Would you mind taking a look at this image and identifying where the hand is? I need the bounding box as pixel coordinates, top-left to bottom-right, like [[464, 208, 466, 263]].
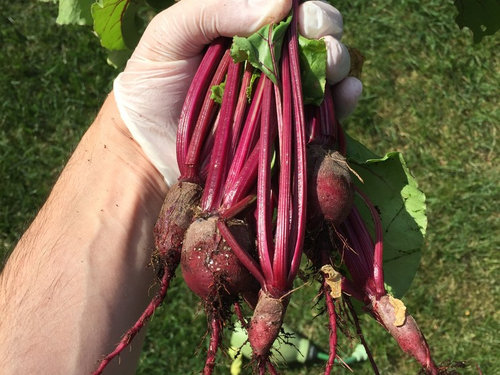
[[114, 0, 362, 186]]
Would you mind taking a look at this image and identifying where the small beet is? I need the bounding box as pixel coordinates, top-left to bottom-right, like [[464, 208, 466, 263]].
[[154, 181, 202, 273], [370, 295, 439, 375], [307, 146, 354, 227], [247, 290, 289, 358]]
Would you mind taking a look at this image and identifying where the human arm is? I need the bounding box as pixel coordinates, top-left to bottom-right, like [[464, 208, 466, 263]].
[[0, 94, 166, 374]]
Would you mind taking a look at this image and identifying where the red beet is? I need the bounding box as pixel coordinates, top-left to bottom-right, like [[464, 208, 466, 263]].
[[247, 290, 289, 358], [307, 146, 354, 227], [369, 295, 439, 375], [154, 181, 203, 272], [181, 216, 258, 301]]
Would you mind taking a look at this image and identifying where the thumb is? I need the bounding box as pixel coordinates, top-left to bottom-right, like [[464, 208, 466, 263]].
[[136, 0, 292, 61]]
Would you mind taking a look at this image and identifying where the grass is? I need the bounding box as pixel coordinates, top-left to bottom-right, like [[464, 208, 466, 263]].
[[1, 0, 498, 374]]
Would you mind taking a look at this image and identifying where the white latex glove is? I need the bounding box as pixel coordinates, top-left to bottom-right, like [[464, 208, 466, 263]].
[[114, 0, 362, 185]]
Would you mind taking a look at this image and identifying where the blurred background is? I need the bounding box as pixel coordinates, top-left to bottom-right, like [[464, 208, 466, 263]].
[[1, 0, 498, 374]]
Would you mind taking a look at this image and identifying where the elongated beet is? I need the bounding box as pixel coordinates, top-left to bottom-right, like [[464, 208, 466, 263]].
[[247, 291, 289, 358], [369, 295, 439, 375], [307, 146, 354, 227]]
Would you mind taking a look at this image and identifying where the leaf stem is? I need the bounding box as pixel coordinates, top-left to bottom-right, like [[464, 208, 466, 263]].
[[182, 49, 231, 182], [256, 76, 275, 281], [201, 60, 242, 212], [287, 0, 307, 285], [177, 38, 229, 176], [355, 187, 386, 299]]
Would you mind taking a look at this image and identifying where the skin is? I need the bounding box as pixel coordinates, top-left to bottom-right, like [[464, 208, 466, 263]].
[[0, 94, 167, 374]]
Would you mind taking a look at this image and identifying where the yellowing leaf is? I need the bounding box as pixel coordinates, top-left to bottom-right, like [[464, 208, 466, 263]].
[[321, 265, 342, 299], [388, 295, 406, 327]]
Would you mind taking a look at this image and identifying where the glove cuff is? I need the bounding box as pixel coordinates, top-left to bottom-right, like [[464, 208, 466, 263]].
[[113, 73, 180, 186]]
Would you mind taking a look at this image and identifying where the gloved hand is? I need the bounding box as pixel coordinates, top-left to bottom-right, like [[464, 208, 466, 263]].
[[113, 0, 362, 186]]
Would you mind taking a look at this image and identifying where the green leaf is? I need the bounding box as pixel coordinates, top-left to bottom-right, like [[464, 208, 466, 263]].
[[92, 0, 141, 51], [230, 15, 292, 85], [454, 0, 500, 42], [56, 0, 93, 25], [246, 71, 260, 102], [210, 81, 226, 104], [298, 35, 326, 106], [346, 135, 427, 298], [230, 15, 326, 104]]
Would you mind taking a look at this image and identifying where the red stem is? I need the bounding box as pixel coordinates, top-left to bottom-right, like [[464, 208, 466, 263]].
[[219, 194, 256, 220], [287, 0, 307, 284], [355, 186, 385, 299], [201, 60, 242, 212], [336, 119, 347, 156], [341, 209, 376, 296], [223, 74, 266, 206], [230, 65, 254, 157], [177, 38, 229, 175], [272, 40, 292, 291], [256, 76, 275, 282], [223, 143, 260, 207], [182, 49, 231, 182], [217, 220, 265, 286]]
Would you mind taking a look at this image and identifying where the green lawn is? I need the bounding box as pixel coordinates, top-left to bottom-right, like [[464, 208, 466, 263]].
[[1, 1, 498, 374]]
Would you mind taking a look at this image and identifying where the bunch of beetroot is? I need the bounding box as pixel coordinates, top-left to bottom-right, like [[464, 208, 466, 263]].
[[93, 1, 441, 374]]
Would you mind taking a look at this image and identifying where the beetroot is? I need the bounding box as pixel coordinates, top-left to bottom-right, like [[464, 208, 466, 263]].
[[369, 295, 438, 375], [247, 291, 289, 358], [307, 146, 354, 227], [181, 216, 258, 301], [154, 181, 203, 273]]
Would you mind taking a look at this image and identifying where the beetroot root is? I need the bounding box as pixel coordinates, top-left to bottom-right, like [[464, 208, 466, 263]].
[[181, 216, 259, 375], [370, 295, 439, 375], [181, 216, 258, 302], [307, 147, 354, 227], [154, 181, 202, 273], [247, 290, 289, 358]]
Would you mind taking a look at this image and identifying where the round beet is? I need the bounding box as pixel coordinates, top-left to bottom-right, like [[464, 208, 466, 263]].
[[307, 146, 354, 227], [181, 216, 258, 301]]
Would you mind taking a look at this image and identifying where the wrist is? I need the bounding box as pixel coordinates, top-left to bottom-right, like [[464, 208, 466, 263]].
[[96, 92, 169, 198]]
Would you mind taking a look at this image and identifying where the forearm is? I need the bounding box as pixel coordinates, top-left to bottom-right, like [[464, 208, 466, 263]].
[[0, 93, 167, 374]]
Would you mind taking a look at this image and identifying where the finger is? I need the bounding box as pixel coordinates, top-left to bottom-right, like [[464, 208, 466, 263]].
[[324, 35, 350, 84], [136, 0, 292, 61], [298, 1, 343, 40], [332, 77, 363, 120]]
